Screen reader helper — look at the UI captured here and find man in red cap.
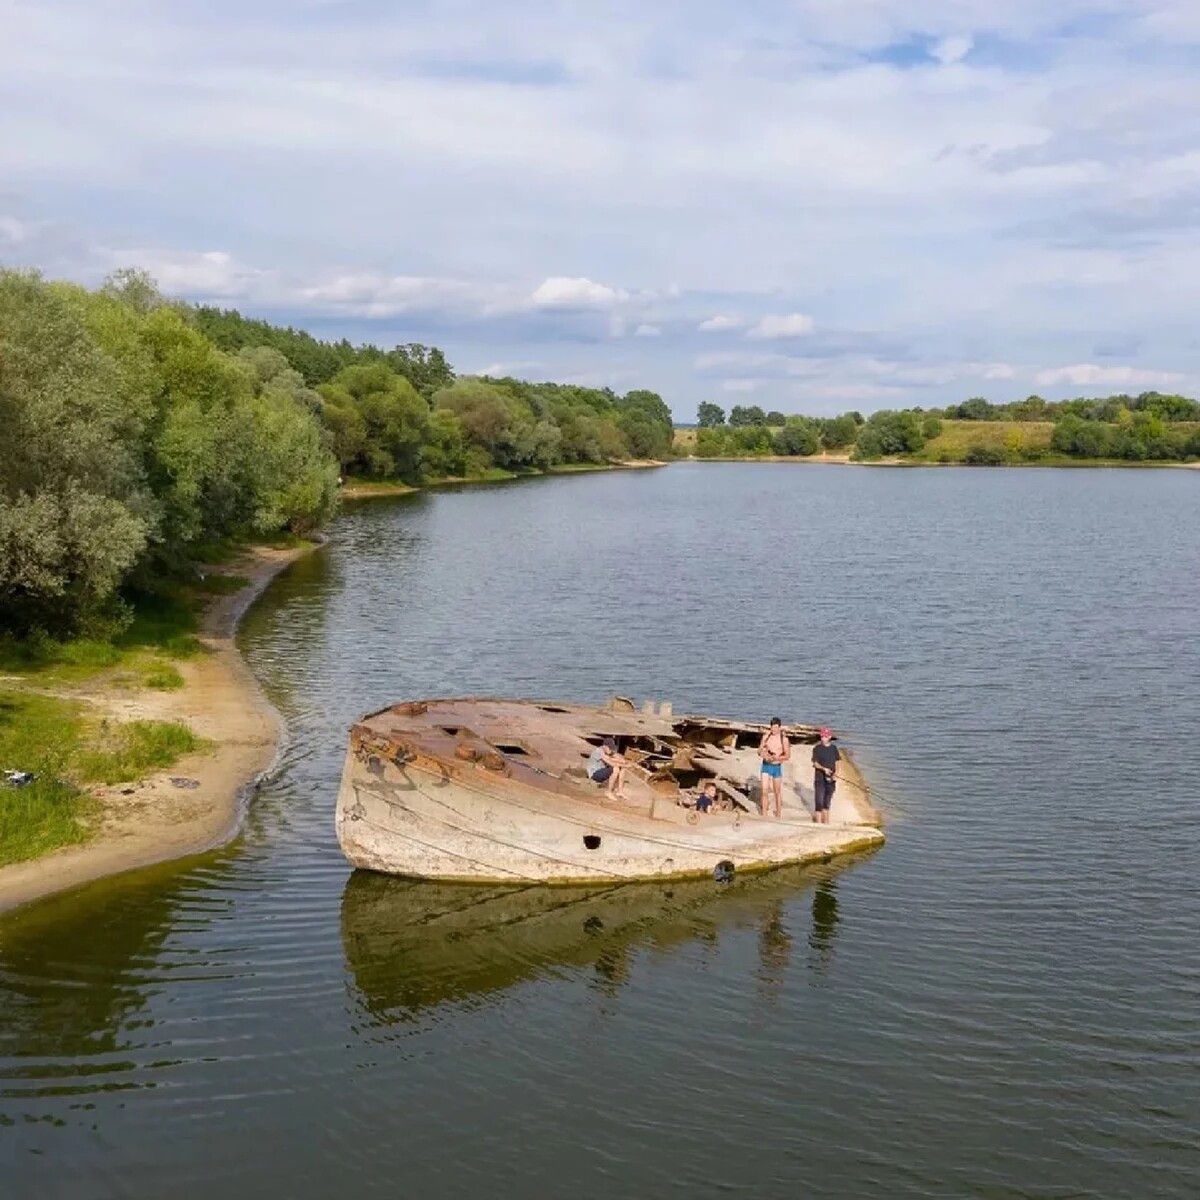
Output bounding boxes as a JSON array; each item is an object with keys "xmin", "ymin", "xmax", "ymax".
[{"xmin": 811, "ymin": 727, "xmax": 840, "ymax": 824}]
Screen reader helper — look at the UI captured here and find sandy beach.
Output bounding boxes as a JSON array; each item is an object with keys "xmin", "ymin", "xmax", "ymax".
[{"xmin": 0, "ymin": 544, "xmax": 313, "ymax": 914}]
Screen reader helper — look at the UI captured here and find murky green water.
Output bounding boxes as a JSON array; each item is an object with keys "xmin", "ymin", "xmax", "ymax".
[{"xmin": 2, "ymin": 464, "xmax": 1199, "ymax": 1198}]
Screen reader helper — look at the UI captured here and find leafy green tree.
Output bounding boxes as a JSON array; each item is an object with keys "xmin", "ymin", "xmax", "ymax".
[
  {"xmin": 420, "ymin": 409, "xmax": 468, "ymax": 478},
  {"xmin": 732, "ymin": 425, "xmax": 773, "ymax": 454},
  {"xmin": 773, "ymin": 417, "xmax": 819, "ymax": 456},
  {"xmin": 697, "ymin": 401, "xmax": 725, "ymax": 428},
  {"xmin": 729, "ymin": 404, "xmax": 767, "ymax": 427},
  {"xmin": 819, "ymin": 414, "xmax": 858, "ymax": 449},
  {"xmin": 1051, "ymin": 414, "xmax": 1112, "ymax": 458},
  {"xmin": 328, "ymin": 364, "xmax": 429, "ymax": 479},
  {"xmin": 615, "ymin": 390, "xmax": 673, "ymax": 459},
  {"xmin": 0, "ymin": 271, "xmax": 152, "ymax": 631},
  {"xmin": 694, "ymin": 428, "xmax": 729, "ymax": 458},
  {"xmin": 765, "ymin": 410, "xmax": 786, "ymax": 426},
  {"xmin": 434, "ymin": 379, "xmax": 537, "ymax": 470},
  {"xmin": 854, "ymin": 410, "xmax": 926, "ymax": 459}
]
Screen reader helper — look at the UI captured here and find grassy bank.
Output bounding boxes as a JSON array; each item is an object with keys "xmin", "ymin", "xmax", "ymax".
[
  {"xmin": 0, "ymin": 688, "xmax": 206, "ymax": 866},
  {"xmin": 914, "ymin": 420, "xmax": 1055, "ymax": 462},
  {"xmin": 0, "ymin": 568, "xmax": 252, "ymax": 866}
]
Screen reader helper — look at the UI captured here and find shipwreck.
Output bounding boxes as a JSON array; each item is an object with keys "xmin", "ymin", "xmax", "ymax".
[{"xmin": 335, "ymin": 697, "xmax": 884, "ymax": 885}]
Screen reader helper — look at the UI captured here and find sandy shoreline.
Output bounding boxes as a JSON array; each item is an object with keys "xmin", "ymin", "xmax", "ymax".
[{"xmin": 0, "ymin": 544, "xmax": 315, "ymax": 915}]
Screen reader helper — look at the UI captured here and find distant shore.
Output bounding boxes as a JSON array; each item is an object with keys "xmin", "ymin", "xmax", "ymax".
[
  {"xmin": 0, "ymin": 543, "xmax": 316, "ymax": 915},
  {"xmin": 676, "ymin": 455, "xmax": 1200, "ymax": 469},
  {"xmin": 341, "ymin": 459, "xmax": 667, "ymax": 499}
]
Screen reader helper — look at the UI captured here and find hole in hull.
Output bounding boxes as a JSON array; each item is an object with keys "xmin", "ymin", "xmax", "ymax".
[{"xmin": 583, "ymin": 835, "xmax": 602, "ymax": 850}]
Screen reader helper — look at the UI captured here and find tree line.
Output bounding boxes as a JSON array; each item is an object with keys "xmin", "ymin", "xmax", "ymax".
[
  {"xmin": 0, "ymin": 268, "xmax": 675, "ymax": 637},
  {"xmin": 691, "ymin": 397, "xmax": 1200, "ymax": 463}
]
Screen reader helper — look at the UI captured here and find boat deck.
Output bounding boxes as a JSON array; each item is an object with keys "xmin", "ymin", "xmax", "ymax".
[{"xmin": 352, "ymin": 697, "xmax": 877, "ymax": 828}]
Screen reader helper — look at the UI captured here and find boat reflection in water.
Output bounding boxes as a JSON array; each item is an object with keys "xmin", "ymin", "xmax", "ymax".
[{"xmin": 340, "ymin": 851, "xmax": 876, "ymax": 1024}]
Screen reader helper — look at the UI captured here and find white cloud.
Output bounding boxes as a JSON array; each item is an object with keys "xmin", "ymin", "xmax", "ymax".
[
  {"xmin": 722, "ymin": 379, "xmax": 765, "ymax": 392},
  {"xmin": 6, "ymin": 1, "xmax": 1200, "ymax": 418},
  {"xmin": 298, "ymin": 271, "xmax": 512, "ymax": 316},
  {"xmin": 531, "ymin": 276, "xmax": 625, "ymax": 308},
  {"xmin": 977, "ymin": 362, "xmax": 1018, "ymax": 380},
  {"xmin": 475, "ymin": 360, "xmax": 543, "ymax": 377},
  {"xmin": 698, "ymin": 314, "xmax": 744, "ymax": 332},
  {"xmin": 120, "ymin": 249, "xmax": 266, "ymax": 299},
  {"xmin": 634, "ymin": 323, "xmax": 662, "ymax": 337},
  {"xmin": 932, "ymin": 35, "xmax": 974, "ymax": 65},
  {"xmin": 1033, "ymin": 363, "xmax": 1186, "ymax": 388},
  {"xmin": 746, "ymin": 313, "xmax": 816, "ymax": 339}
]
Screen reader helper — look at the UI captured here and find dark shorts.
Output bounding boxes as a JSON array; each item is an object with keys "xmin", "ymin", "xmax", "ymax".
[
  {"xmin": 696, "ymin": 796, "xmax": 712, "ymax": 812},
  {"xmin": 814, "ymin": 774, "xmax": 836, "ymax": 811},
  {"xmin": 592, "ymin": 765, "xmax": 613, "ymax": 784}
]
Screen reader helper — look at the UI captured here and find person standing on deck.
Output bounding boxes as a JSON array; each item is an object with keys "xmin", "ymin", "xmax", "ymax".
[
  {"xmin": 759, "ymin": 718, "xmax": 790, "ymax": 818},
  {"xmin": 811, "ymin": 727, "xmax": 840, "ymax": 824}
]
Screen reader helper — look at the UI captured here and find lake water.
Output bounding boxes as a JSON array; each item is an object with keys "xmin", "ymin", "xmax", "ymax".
[{"xmin": 2, "ymin": 464, "xmax": 1198, "ymax": 1199}]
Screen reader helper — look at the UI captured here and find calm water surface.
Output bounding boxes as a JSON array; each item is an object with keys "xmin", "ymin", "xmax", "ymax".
[{"xmin": 2, "ymin": 465, "xmax": 1198, "ymax": 1199}]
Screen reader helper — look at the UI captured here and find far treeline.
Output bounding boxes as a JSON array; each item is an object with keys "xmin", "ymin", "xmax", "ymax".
[
  {"xmin": 688, "ymin": 396, "xmax": 1200, "ymax": 464},
  {"xmin": 0, "ymin": 268, "xmax": 674, "ymax": 638}
]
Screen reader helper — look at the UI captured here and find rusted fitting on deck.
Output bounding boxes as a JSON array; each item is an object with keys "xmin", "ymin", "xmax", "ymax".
[{"xmin": 455, "ymin": 743, "xmax": 479, "ymax": 762}]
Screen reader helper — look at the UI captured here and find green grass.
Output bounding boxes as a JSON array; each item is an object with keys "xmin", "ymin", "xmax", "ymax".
[
  {"xmin": 0, "ymin": 691, "xmax": 92, "ymax": 866},
  {"xmin": 914, "ymin": 420, "xmax": 1055, "ymax": 463},
  {"xmin": 140, "ymin": 663, "xmax": 185, "ymax": 690},
  {"xmin": 0, "ymin": 691, "xmax": 209, "ymax": 864},
  {"xmin": 74, "ymin": 719, "xmax": 208, "ymax": 786}
]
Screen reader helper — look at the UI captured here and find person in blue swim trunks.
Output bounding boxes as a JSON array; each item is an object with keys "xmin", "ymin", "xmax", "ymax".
[{"xmin": 758, "ymin": 717, "xmax": 790, "ymax": 818}]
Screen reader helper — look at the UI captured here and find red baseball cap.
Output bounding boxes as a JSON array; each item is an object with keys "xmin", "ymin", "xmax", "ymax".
[{"xmin": 819, "ymin": 726, "xmax": 833, "ymax": 738}]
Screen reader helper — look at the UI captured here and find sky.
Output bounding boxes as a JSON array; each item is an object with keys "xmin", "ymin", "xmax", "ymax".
[{"xmin": 3, "ymin": 0, "xmax": 1200, "ymax": 419}]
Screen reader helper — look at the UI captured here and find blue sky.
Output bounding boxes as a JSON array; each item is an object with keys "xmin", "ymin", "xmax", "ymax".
[{"xmin": 4, "ymin": 0, "xmax": 1200, "ymax": 418}]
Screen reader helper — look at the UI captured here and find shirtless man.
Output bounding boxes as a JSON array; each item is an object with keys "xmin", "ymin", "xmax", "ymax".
[
  {"xmin": 758, "ymin": 717, "xmax": 790, "ymax": 818},
  {"xmin": 587, "ymin": 737, "xmax": 630, "ymax": 800}
]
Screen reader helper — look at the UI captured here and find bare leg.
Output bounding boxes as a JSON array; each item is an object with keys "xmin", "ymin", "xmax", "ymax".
[
  {"xmin": 611, "ymin": 764, "xmax": 631, "ymax": 800},
  {"xmin": 772, "ymin": 776, "xmax": 783, "ymax": 818},
  {"xmin": 759, "ymin": 773, "xmax": 770, "ymax": 816}
]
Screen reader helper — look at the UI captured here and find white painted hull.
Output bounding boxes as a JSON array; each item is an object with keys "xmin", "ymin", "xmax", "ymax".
[{"xmin": 335, "ymin": 749, "xmax": 884, "ymax": 885}]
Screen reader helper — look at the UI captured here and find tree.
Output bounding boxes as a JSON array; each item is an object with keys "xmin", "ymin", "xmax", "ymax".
[
  {"xmin": 616, "ymin": 389, "xmax": 673, "ymax": 459},
  {"xmin": 331, "ymin": 364, "xmax": 429, "ymax": 479},
  {"xmin": 697, "ymin": 401, "xmax": 725, "ymax": 428},
  {"xmin": 1051, "ymin": 414, "xmax": 1111, "ymax": 458},
  {"xmin": 766, "ymin": 410, "xmax": 786, "ymax": 426},
  {"xmin": 853, "ymin": 410, "xmax": 926, "ymax": 459},
  {"xmin": 434, "ymin": 379, "xmax": 541, "ymax": 470},
  {"xmin": 729, "ymin": 404, "xmax": 766, "ymax": 427},
  {"xmin": 819, "ymin": 414, "xmax": 858, "ymax": 449},
  {"xmin": 773, "ymin": 417, "xmax": 819, "ymax": 456}
]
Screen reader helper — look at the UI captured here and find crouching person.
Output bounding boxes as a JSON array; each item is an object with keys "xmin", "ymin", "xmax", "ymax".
[{"xmin": 587, "ymin": 737, "xmax": 630, "ymax": 800}]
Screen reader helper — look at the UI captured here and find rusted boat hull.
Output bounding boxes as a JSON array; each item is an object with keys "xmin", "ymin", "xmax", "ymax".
[{"xmin": 335, "ymin": 698, "xmax": 884, "ymax": 885}]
